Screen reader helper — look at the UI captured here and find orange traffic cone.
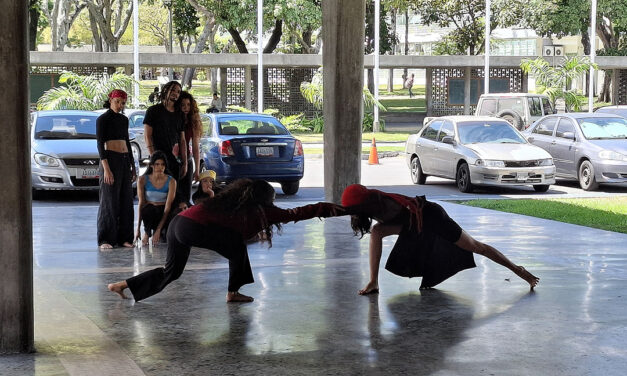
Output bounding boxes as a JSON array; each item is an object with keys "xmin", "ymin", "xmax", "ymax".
[{"xmin": 368, "ymin": 137, "xmax": 379, "ymax": 165}]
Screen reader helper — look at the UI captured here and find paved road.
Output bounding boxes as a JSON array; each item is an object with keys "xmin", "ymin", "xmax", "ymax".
[{"xmin": 33, "ymin": 156, "xmax": 627, "ymax": 206}]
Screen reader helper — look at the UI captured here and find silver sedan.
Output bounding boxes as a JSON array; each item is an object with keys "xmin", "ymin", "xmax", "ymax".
[
  {"xmin": 524, "ymin": 113, "xmax": 627, "ymax": 190},
  {"xmin": 405, "ymin": 116, "xmax": 556, "ymax": 193}
]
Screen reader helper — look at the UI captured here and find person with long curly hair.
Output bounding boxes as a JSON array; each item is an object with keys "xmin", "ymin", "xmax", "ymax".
[
  {"xmin": 177, "ymin": 91, "xmax": 203, "ymax": 208},
  {"xmin": 143, "ymin": 81, "xmax": 187, "ymax": 189},
  {"xmin": 108, "ymin": 179, "xmax": 345, "ymax": 303},
  {"xmin": 341, "ymin": 184, "xmax": 539, "ymax": 295}
]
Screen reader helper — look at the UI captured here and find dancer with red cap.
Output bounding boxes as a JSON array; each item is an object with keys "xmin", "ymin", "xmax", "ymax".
[
  {"xmin": 96, "ymin": 89, "xmax": 137, "ymax": 249},
  {"xmin": 341, "ymin": 184, "xmax": 539, "ymax": 294}
]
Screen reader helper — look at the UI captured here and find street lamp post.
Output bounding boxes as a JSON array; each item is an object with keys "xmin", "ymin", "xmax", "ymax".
[{"xmin": 163, "ymin": 0, "xmax": 174, "ymax": 81}]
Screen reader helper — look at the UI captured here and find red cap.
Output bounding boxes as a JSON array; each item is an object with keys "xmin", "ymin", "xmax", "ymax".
[
  {"xmin": 108, "ymin": 89, "xmax": 128, "ymax": 100},
  {"xmin": 341, "ymin": 184, "xmax": 372, "ymax": 207}
]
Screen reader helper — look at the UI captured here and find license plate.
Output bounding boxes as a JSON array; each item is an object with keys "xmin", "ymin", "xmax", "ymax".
[
  {"xmin": 77, "ymin": 167, "xmax": 99, "ymax": 179},
  {"xmin": 256, "ymin": 146, "xmax": 274, "ymax": 157},
  {"xmin": 516, "ymin": 172, "xmax": 528, "ymax": 181}
]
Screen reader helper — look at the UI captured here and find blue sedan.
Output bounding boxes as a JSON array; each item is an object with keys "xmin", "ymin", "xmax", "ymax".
[{"xmin": 199, "ymin": 113, "xmax": 304, "ymax": 195}]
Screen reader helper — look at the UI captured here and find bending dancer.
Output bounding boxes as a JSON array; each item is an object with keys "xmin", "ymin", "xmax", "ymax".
[
  {"xmin": 108, "ymin": 179, "xmax": 344, "ymax": 303},
  {"xmin": 341, "ymin": 184, "xmax": 539, "ymax": 295}
]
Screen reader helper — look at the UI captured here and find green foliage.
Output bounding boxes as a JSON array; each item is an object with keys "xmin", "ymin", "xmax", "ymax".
[
  {"xmin": 365, "ymin": 1, "xmax": 396, "ymax": 55},
  {"xmin": 300, "ymin": 68, "xmax": 387, "ymax": 111},
  {"xmin": 411, "ymin": 0, "xmax": 490, "ymax": 55},
  {"xmin": 279, "ymin": 113, "xmax": 310, "ymax": 132},
  {"xmin": 173, "ymin": 0, "xmax": 200, "ymax": 38},
  {"xmin": 362, "ymin": 112, "xmax": 386, "ymax": 132},
  {"xmin": 520, "ymin": 56, "xmax": 596, "ymax": 111},
  {"xmin": 301, "ymin": 114, "xmax": 325, "ymax": 133},
  {"xmin": 37, "ymin": 71, "xmax": 136, "ymax": 110}
]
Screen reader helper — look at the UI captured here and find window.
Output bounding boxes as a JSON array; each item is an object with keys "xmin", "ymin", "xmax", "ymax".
[
  {"xmin": 542, "ymin": 98, "xmax": 553, "ymax": 115},
  {"xmin": 555, "ymin": 119, "xmax": 576, "ymax": 138},
  {"xmin": 533, "ymin": 117, "xmax": 557, "ymax": 136},
  {"xmin": 478, "ymin": 99, "xmax": 497, "ymax": 116},
  {"xmin": 421, "ymin": 120, "xmax": 442, "ymax": 140},
  {"xmin": 129, "ymin": 113, "xmax": 145, "ymax": 129},
  {"xmin": 498, "ymin": 98, "xmax": 525, "ymax": 114},
  {"xmin": 528, "ymin": 97, "xmax": 542, "ymax": 116},
  {"xmin": 201, "ymin": 116, "xmax": 213, "ymax": 137},
  {"xmin": 438, "ymin": 121, "xmax": 455, "ymax": 141}
]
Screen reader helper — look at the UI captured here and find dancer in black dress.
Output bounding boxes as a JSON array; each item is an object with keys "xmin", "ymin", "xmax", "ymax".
[{"xmin": 341, "ymin": 184, "xmax": 539, "ymax": 295}]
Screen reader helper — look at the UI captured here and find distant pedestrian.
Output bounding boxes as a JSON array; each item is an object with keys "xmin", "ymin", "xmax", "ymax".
[
  {"xmin": 207, "ymin": 92, "xmax": 223, "ymax": 113},
  {"xmin": 96, "ymin": 89, "xmax": 137, "ymax": 249},
  {"xmin": 405, "ymin": 73, "xmax": 415, "ymax": 98},
  {"xmin": 148, "ymin": 87, "xmax": 159, "ymax": 104}
]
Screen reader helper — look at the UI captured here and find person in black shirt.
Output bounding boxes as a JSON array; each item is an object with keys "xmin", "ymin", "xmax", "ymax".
[
  {"xmin": 96, "ymin": 89, "xmax": 137, "ymax": 249},
  {"xmin": 143, "ymin": 81, "xmax": 187, "ymax": 206}
]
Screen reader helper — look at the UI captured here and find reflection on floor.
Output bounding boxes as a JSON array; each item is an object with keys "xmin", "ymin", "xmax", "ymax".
[{"xmin": 4, "ymin": 200, "xmax": 627, "ymax": 375}]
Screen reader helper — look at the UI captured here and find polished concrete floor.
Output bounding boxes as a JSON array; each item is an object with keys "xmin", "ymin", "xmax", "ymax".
[{"xmin": 3, "ymin": 194, "xmax": 627, "ymax": 375}]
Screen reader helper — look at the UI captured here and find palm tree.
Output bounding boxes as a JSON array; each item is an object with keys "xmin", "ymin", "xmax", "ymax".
[
  {"xmin": 37, "ymin": 71, "xmax": 136, "ymax": 110},
  {"xmin": 300, "ymin": 68, "xmax": 387, "ymax": 112},
  {"xmin": 520, "ymin": 56, "xmax": 597, "ymax": 112}
]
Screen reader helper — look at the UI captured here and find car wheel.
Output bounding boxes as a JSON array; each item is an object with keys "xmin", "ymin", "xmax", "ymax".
[
  {"xmin": 410, "ymin": 156, "xmax": 427, "ymax": 184},
  {"xmin": 281, "ymin": 181, "xmax": 299, "ymax": 195},
  {"xmin": 533, "ymin": 184, "xmax": 550, "ymax": 192},
  {"xmin": 578, "ymin": 160, "xmax": 599, "ymax": 191},
  {"xmin": 497, "ymin": 110, "xmax": 524, "ymax": 131},
  {"xmin": 456, "ymin": 163, "xmax": 474, "ymax": 193},
  {"xmin": 131, "ymin": 143, "xmax": 141, "ymax": 163}
]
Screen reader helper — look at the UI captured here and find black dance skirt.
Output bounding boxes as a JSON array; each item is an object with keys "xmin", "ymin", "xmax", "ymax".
[{"xmin": 385, "ymin": 229, "xmax": 476, "ymax": 288}]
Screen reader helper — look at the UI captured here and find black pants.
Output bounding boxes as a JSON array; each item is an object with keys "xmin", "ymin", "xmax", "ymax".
[
  {"xmin": 97, "ymin": 151, "xmax": 134, "ymax": 246},
  {"xmin": 176, "ymin": 158, "xmax": 194, "ymax": 206},
  {"xmin": 140, "ymin": 204, "xmax": 167, "ymax": 237},
  {"xmin": 126, "ymin": 215, "xmax": 253, "ymax": 301}
]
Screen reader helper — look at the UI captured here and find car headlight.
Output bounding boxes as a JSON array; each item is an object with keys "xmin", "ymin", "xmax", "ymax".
[
  {"xmin": 538, "ymin": 158, "xmax": 554, "ymax": 166},
  {"xmin": 34, "ymin": 153, "xmax": 61, "ymax": 167},
  {"xmin": 598, "ymin": 150, "xmax": 627, "ymax": 162},
  {"xmin": 475, "ymin": 159, "xmax": 505, "ymax": 168}
]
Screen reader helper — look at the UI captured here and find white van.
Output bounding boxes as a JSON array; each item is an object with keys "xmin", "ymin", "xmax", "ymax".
[{"xmin": 475, "ymin": 93, "xmax": 555, "ymax": 130}]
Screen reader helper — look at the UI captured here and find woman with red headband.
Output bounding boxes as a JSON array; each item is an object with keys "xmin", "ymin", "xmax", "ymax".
[
  {"xmin": 341, "ymin": 184, "xmax": 539, "ymax": 294},
  {"xmin": 96, "ymin": 89, "xmax": 137, "ymax": 249}
]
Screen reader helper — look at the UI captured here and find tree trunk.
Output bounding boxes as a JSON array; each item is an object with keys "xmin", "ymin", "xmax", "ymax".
[
  {"xmin": 29, "ymin": 2, "xmax": 39, "ymax": 50},
  {"xmin": 581, "ymin": 31, "xmax": 590, "ymax": 96},
  {"xmin": 263, "ymin": 20, "xmax": 283, "ymax": 53},
  {"xmin": 228, "ymin": 27, "xmax": 248, "ymax": 53},
  {"xmin": 367, "ymin": 68, "xmax": 374, "ymax": 95}
]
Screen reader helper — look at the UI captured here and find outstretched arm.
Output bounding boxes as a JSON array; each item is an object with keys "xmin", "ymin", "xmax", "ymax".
[{"xmin": 264, "ymin": 202, "xmax": 347, "ymax": 225}]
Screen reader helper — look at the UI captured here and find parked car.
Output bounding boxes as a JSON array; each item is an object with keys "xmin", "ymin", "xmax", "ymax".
[
  {"xmin": 95, "ymin": 108, "xmax": 147, "ymax": 163},
  {"xmin": 405, "ymin": 116, "xmax": 556, "ymax": 193},
  {"xmin": 31, "ymin": 110, "xmax": 140, "ymax": 193},
  {"xmin": 198, "ymin": 112, "xmax": 304, "ymax": 195},
  {"xmin": 475, "ymin": 93, "xmax": 555, "ymax": 131},
  {"xmin": 523, "ymin": 113, "xmax": 627, "ymax": 190},
  {"xmin": 595, "ymin": 105, "xmax": 627, "ymax": 119}
]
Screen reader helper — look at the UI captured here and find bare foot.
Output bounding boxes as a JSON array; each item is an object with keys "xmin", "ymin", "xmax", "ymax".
[
  {"xmin": 122, "ymin": 242, "xmax": 134, "ymax": 248},
  {"xmin": 515, "ymin": 266, "xmax": 539, "ymax": 290},
  {"xmin": 100, "ymin": 243, "xmax": 113, "ymax": 249},
  {"xmin": 107, "ymin": 281, "xmax": 128, "ymax": 299},
  {"xmin": 142, "ymin": 233, "xmax": 149, "ymax": 246},
  {"xmin": 226, "ymin": 291, "xmax": 254, "ymax": 303},
  {"xmin": 359, "ymin": 281, "xmax": 379, "ymax": 295}
]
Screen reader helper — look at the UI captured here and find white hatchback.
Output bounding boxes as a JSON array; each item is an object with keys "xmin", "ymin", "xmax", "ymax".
[{"xmin": 405, "ymin": 116, "xmax": 556, "ymax": 193}]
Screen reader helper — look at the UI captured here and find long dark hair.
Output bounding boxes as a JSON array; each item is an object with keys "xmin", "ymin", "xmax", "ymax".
[
  {"xmin": 179, "ymin": 91, "xmax": 202, "ymax": 137},
  {"xmin": 144, "ymin": 151, "xmax": 170, "ymax": 176},
  {"xmin": 350, "ymin": 214, "xmax": 372, "ymax": 238},
  {"xmin": 159, "ymin": 81, "xmax": 182, "ymax": 105},
  {"xmin": 202, "ymin": 179, "xmax": 281, "ymax": 246}
]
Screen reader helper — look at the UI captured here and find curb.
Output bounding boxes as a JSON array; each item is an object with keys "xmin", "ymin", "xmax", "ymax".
[{"xmin": 305, "ymin": 151, "xmax": 401, "ymax": 160}]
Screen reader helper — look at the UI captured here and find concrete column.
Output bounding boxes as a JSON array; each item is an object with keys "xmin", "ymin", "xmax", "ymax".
[
  {"xmin": 612, "ymin": 69, "xmax": 618, "ymax": 105},
  {"xmin": 388, "ymin": 68, "xmax": 394, "ymax": 92},
  {"xmin": 245, "ymin": 66, "xmax": 252, "ymax": 111},
  {"xmin": 464, "ymin": 67, "xmax": 471, "ymax": 115},
  {"xmin": 322, "ymin": 0, "xmax": 365, "ymax": 203},
  {"xmin": 219, "ymin": 68, "xmax": 227, "ymax": 111},
  {"xmin": 425, "ymin": 68, "xmax": 433, "ymax": 116},
  {"xmin": 522, "ymin": 71, "xmax": 528, "ymax": 93},
  {"xmin": 0, "ymin": 1, "xmax": 34, "ymax": 353}
]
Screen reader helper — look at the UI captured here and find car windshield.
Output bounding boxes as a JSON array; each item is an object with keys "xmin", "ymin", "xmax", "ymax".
[
  {"xmin": 457, "ymin": 121, "xmax": 526, "ymax": 144},
  {"xmin": 578, "ymin": 117, "xmax": 627, "ymax": 139},
  {"xmin": 218, "ymin": 118, "xmax": 288, "ymax": 135},
  {"xmin": 34, "ymin": 115, "xmax": 98, "ymax": 140}
]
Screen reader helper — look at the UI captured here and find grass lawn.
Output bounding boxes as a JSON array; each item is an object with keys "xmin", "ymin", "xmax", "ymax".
[
  {"xmin": 379, "ymin": 84, "xmax": 426, "ymax": 96},
  {"xmin": 304, "ymin": 145, "xmax": 405, "ymax": 155},
  {"xmin": 293, "ymin": 132, "xmax": 410, "ymax": 143},
  {"xmin": 379, "ymin": 97, "xmax": 426, "ymax": 112},
  {"xmin": 457, "ymin": 197, "xmax": 627, "ymax": 234}
]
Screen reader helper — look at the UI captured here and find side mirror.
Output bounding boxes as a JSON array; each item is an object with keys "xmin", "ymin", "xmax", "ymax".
[
  {"xmin": 561, "ymin": 131, "xmax": 576, "ymax": 140},
  {"xmin": 441, "ymin": 136, "xmax": 456, "ymax": 145}
]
